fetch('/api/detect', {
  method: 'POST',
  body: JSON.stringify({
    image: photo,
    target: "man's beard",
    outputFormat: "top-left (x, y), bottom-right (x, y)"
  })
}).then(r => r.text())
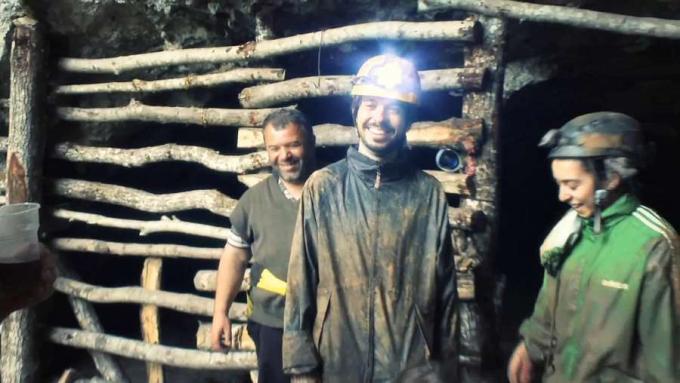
top-left (358, 129), bottom-right (407, 157)
top-left (272, 158), bottom-right (309, 184)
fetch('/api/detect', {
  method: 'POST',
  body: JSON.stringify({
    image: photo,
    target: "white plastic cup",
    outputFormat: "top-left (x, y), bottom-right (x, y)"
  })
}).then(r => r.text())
top-left (0, 202), bottom-right (41, 264)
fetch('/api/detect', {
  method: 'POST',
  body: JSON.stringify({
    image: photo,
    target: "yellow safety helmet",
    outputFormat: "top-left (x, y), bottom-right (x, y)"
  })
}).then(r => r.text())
top-left (351, 54), bottom-right (421, 105)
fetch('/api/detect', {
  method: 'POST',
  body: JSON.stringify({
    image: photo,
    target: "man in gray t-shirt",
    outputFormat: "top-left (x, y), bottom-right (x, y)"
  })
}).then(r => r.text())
top-left (211, 109), bottom-right (316, 383)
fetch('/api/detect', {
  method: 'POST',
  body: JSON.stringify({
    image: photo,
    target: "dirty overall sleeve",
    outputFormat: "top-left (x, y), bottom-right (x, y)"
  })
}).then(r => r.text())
top-left (518, 272), bottom-right (555, 365)
top-left (434, 189), bottom-right (459, 369)
top-left (637, 237), bottom-right (680, 382)
top-left (282, 185), bottom-right (321, 374)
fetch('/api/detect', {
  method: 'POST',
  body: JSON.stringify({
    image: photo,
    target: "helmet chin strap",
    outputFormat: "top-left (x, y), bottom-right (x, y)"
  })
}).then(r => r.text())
top-left (592, 159), bottom-right (609, 234)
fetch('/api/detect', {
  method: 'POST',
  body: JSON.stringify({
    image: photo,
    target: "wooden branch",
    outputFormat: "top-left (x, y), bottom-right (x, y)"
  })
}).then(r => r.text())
top-left (59, 21), bottom-right (476, 74)
top-left (54, 277), bottom-right (248, 320)
top-left (54, 68), bottom-right (285, 95)
top-left (238, 118), bottom-right (482, 148)
top-left (51, 178), bottom-right (237, 218)
top-left (2, 16), bottom-right (45, 382)
top-left (52, 142), bottom-right (269, 174)
top-left (240, 171), bottom-right (471, 196)
top-left (48, 327), bottom-right (258, 370)
top-left (57, 261), bottom-right (129, 383)
top-left (239, 68), bottom-right (485, 108)
top-left (141, 258), bottom-right (164, 383)
top-left (52, 238), bottom-right (223, 260)
top-left (418, 0), bottom-right (680, 40)
top-left (0, 136), bottom-right (6, 151)
top-left (56, 99), bottom-right (293, 127)
top-left (52, 209), bottom-right (229, 240)
top-left (194, 269), bottom-right (250, 292)
top-left (196, 322), bottom-right (255, 351)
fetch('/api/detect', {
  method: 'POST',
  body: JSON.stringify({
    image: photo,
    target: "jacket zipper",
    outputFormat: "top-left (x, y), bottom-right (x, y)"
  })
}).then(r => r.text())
top-left (374, 167), bottom-right (382, 189)
top-left (366, 167), bottom-right (381, 381)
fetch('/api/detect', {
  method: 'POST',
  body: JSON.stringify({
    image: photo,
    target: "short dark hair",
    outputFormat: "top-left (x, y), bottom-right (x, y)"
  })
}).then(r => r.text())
top-left (350, 96), bottom-right (418, 128)
top-left (262, 109), bottom-right (314, 140)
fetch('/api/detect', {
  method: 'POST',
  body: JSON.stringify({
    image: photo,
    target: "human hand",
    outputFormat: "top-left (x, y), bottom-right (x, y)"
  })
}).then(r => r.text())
top-left (210, 312), bottom-right (232, 351)
top-left (507, 342), bottom-right (534, 383)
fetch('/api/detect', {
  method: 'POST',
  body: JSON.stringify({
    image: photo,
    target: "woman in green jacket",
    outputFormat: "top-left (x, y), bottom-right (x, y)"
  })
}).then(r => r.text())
top-left (508, 112), bottom-right (680, 383)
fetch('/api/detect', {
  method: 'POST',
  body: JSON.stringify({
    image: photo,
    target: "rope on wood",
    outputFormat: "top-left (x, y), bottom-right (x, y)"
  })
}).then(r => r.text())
top-left (239, 68), bottom-right (486, 108)
top-left (54, 68), bottom-right (285, 95)
top-left (51, 178), bottom-right (237, 217)
top-left (58, 20), bottom-right (477, 74)
top-left (418, 0), bottom-right (680, 40)
top-left (56, 99), bottom-right (294, 127)
top-left (52, 142), bottom-right (269, 174)
top-left (52, 209), bottom-right (229, 240)
top-left (47, 327), bottom-right (258, 370)
top-left (52, 238), bottom-right (223, 260)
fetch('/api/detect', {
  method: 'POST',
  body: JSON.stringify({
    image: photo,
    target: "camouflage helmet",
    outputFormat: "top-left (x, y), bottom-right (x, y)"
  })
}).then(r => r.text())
top-left (351, 54), bottom-right (421, 105)
top-left (539, 112), bottom-right (643, 160)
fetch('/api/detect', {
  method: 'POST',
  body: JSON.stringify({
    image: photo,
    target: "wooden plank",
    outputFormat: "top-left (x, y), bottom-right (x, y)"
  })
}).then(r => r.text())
top-left (47, 327), bottom-right (258, 370)
top-left (237, 118), bottom-right (483, 149)
top-left (141, 258), bottom-right (164, 383)
top-left (52, 238), bottom-right (222, 260)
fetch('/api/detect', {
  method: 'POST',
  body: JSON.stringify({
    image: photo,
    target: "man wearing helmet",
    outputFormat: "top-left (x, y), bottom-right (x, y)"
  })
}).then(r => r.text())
top-left (508, 112), bottom-right (680, 383)
top-left (282, 54), bottom-right (458, 382)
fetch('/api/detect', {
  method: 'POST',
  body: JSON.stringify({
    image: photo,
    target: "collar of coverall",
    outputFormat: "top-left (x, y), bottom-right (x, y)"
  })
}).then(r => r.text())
top-left (347, 145), bottom-right (415, 184)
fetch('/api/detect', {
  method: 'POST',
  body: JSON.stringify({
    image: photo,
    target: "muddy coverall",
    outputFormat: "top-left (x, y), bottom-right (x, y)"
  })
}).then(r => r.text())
top-left (283, 147), bottom-right (458, 382)
top-left (520, 194), bottom-right (680, 382)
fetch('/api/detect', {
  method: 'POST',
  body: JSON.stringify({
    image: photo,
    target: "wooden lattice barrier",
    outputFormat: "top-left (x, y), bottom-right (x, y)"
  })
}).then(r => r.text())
top-left (2, 15), bottom-right (501, 383)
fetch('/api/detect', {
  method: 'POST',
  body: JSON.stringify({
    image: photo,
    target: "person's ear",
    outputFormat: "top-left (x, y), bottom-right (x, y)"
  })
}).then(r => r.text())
top-left (606, 173), bottom-right (622, 191)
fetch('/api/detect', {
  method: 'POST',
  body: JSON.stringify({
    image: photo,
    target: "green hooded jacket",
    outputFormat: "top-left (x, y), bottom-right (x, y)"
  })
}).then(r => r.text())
top-left (282, 147), bottom-right (459, 382)
top-left (520, 194), bottom-right (680, 382)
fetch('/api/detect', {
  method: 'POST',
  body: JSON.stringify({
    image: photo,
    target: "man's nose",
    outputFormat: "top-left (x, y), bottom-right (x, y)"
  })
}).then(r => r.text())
top-left (558, 186), bottom-right (570, 203)
top-left (370, 105), bottom-right (385, 122)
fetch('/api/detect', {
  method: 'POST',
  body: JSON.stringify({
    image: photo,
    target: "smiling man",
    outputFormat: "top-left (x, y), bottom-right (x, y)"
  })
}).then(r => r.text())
top-left (508, 112), bottom-right (680, 383)
top-left (211, 109), bottom-right (315, 383)
top-left (283, 54), bottom-right (459, 382)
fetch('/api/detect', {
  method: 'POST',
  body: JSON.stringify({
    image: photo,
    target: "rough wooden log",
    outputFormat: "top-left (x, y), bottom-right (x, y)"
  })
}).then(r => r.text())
top-left (239, 171), bottom-right (471, 196)
top-left (239, 68), bottom-right (485, 108)
top-left (52, 209), bottom-right (229, 240)
top-left (58, 21), bottom-right (476, 74)
top-left (418, 0), bottom-right (680, 40)
top-left (57, 262), bottom-right (129, 382)
top-left (193, 269), bottom-right (250, 292)
top-left (51, 178), bottom-right (237, 218)
top-left (56, 99), bottom-right (292, 127)
top-left (52, 238), bottom-right (223, 260)
top-left (238, 118), bottom-right (482, 148)
top-left (48, 327), bottom-right (258, 370)
top-left (0, 136), bottom-right (6, 151)
top-left (54, 277), bottom-right (247, 320)
top-left (141, 258), bottom-right (164, 383)
top-left (52, 142), bottom-right (269, 174)
top-left (196, 322), bottom-right (255, 351)
top-left (54, 68), bottom-right (285, 95)
top-left (2, 17), bottom-right (46, 383)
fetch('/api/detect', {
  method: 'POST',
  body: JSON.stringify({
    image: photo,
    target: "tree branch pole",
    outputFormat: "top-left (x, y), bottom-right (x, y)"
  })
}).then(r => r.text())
top-left (56, 99), bottom-right (293, 127)
top-left (2, 17), bottom-right (46, 383)
top-left (54, 68), bottom-right (285, 95)
top-left (52, 209), bottom-right (229, 240)
top-left (418, 0), bottom-right (680, 40)
top-left (194, 269), bottom-right (250, 292)
top-left (0, 136), bottom-right (7, 151)
top-left (57, 261), bottom-right (129, 382)
top-left (58, 20), bottom-right (476, 74)
top-left (52, 142), bottom-right (269, 174)
top-left (141, 258), bottom-right (164, 383)
top-left (54, 277), bottom-right (247, 320)
top-left (51, 178), bottom-right (237, 218)
top-left (238, 118), bottom-right (483, 148)
top-left (47, 327), bottom-right (258, 370)
top-left (51, 238), bottom-right (223, 260)
top-left (239, 67), bottom-right (485, 108)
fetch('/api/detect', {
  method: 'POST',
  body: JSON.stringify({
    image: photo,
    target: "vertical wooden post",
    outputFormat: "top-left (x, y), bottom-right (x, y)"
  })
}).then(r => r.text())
top-left (459, 16), bottom-right (506, 382)
top-left (141, 258), bottom-right (164, 383)
top-left (1, 16), bottom-right (46, 383)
